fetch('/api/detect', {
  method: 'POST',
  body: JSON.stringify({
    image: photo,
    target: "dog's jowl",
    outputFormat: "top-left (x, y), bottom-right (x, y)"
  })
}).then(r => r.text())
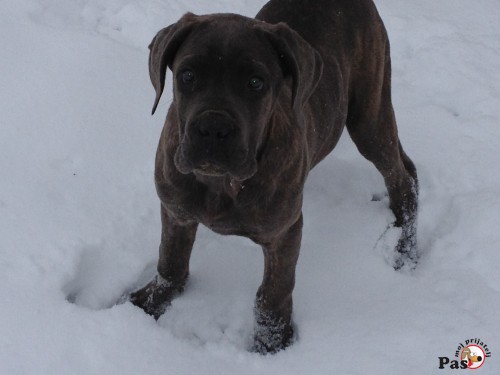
top-left (130, 0), bottom-right (418, 354)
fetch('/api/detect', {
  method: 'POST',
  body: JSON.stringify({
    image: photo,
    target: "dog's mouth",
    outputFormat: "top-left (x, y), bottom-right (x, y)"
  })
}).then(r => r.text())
top-left (174, 145), bottom-right (258, 181)
top-left (194, 162), bottom-right (228, 177)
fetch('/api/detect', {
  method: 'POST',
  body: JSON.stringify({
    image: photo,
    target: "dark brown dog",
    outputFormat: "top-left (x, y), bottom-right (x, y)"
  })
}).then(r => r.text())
top-left (130, 0), bottom-right (418, 354)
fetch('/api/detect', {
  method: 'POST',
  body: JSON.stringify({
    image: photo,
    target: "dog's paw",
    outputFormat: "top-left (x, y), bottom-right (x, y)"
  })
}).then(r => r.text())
top-left (393, 227), bottom-right (418, 271)
top-left (251, 312), bottom-right (295, 355)
top-left (375, 224), bottom-right (418, 271)
top-left (128, 275), bottom-right (183, 320)
top-left (251, 326), bottom-right (295, 355)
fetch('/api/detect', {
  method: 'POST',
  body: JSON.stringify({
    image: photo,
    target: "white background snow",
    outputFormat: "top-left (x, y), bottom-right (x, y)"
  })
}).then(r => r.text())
top-left (1, 0), bottom-right (499, 374)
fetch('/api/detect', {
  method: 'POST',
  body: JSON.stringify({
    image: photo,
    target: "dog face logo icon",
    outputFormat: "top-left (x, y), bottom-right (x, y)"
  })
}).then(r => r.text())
top-left (461, 345), bottom-right (486, 369)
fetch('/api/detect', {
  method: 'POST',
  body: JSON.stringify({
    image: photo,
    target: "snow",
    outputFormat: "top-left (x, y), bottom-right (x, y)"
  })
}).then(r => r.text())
top-left (1, 0), bottom-right (499, 374)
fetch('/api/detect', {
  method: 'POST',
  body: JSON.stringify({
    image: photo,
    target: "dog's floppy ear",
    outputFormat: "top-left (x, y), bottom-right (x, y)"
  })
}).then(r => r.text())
top-left (148, 13), bottom-right (199, 115)
top-left (258, 22), bottom-right (323, 116)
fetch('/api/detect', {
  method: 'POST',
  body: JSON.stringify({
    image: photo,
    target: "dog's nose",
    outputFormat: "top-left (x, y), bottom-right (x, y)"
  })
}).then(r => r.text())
top-left (198, 120), bottom-right (232, 139)
top-left (194, 110), bottom-right (235, 141)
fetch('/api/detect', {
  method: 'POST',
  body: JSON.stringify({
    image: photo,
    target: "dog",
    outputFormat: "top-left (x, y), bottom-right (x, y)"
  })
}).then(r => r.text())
top-left (130, 0), bottom-right (418, 354)
top-left (461, 347), bottom-right (483, 368)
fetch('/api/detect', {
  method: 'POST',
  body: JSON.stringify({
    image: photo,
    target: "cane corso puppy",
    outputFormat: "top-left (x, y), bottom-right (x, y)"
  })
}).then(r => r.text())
top-left (130, 0), bottom-right (418, 354)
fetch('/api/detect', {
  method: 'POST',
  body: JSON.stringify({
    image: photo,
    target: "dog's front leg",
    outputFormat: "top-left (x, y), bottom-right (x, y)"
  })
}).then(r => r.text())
top-left (130, 205), bottom-right (198, 319)
top-left (253, 214), bottom-right (302, 354)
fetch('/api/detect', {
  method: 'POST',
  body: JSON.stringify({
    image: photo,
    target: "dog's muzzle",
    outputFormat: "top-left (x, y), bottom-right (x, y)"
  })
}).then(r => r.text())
top-left (174, 110), bottom-right (255, 179)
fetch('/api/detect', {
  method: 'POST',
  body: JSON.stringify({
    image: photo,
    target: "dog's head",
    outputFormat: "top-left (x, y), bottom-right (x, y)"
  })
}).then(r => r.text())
top-left (149, 13), bottom-right (323, 180)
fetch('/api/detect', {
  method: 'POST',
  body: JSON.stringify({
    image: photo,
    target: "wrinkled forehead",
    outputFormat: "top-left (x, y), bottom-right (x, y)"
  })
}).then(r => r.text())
top-left (173, 16), bottom-right (280, 74)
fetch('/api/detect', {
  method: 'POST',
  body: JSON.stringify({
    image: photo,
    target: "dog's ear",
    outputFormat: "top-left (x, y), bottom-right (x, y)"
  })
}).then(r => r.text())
top-left (148, 13), bottom-right (199, 115)
top-left (258, 22), bottom-right (324, 117)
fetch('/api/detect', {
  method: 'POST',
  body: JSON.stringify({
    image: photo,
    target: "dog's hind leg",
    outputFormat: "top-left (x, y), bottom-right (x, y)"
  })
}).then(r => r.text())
top-left (346, 40), bottom-right (418, 270)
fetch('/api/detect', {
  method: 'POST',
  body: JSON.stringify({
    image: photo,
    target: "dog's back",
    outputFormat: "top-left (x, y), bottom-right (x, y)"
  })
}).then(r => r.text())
top-left (256, 0), bottom-right (386, 67)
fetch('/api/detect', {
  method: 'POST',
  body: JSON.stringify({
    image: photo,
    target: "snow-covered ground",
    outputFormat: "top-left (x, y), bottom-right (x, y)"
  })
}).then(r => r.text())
top-left (1, 0), bottom-right (499, 373)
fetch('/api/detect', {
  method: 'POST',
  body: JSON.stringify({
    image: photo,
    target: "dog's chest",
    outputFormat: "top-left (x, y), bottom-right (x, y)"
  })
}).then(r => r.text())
top-left (198, 189), bottom-right (255, 236)
top-left (164, 184), bottom-right (257, 238)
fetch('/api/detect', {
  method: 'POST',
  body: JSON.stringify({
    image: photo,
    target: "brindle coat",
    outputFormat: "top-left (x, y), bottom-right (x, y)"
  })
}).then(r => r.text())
top-left (130, 0), bottom-right (418, 354)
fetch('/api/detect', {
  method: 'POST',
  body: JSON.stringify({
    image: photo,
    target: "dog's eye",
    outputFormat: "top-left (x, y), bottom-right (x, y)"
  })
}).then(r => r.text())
top-left (248, 77), bottom-right (264, 91)
top-left (181, 70), bottom-right (195, 83)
